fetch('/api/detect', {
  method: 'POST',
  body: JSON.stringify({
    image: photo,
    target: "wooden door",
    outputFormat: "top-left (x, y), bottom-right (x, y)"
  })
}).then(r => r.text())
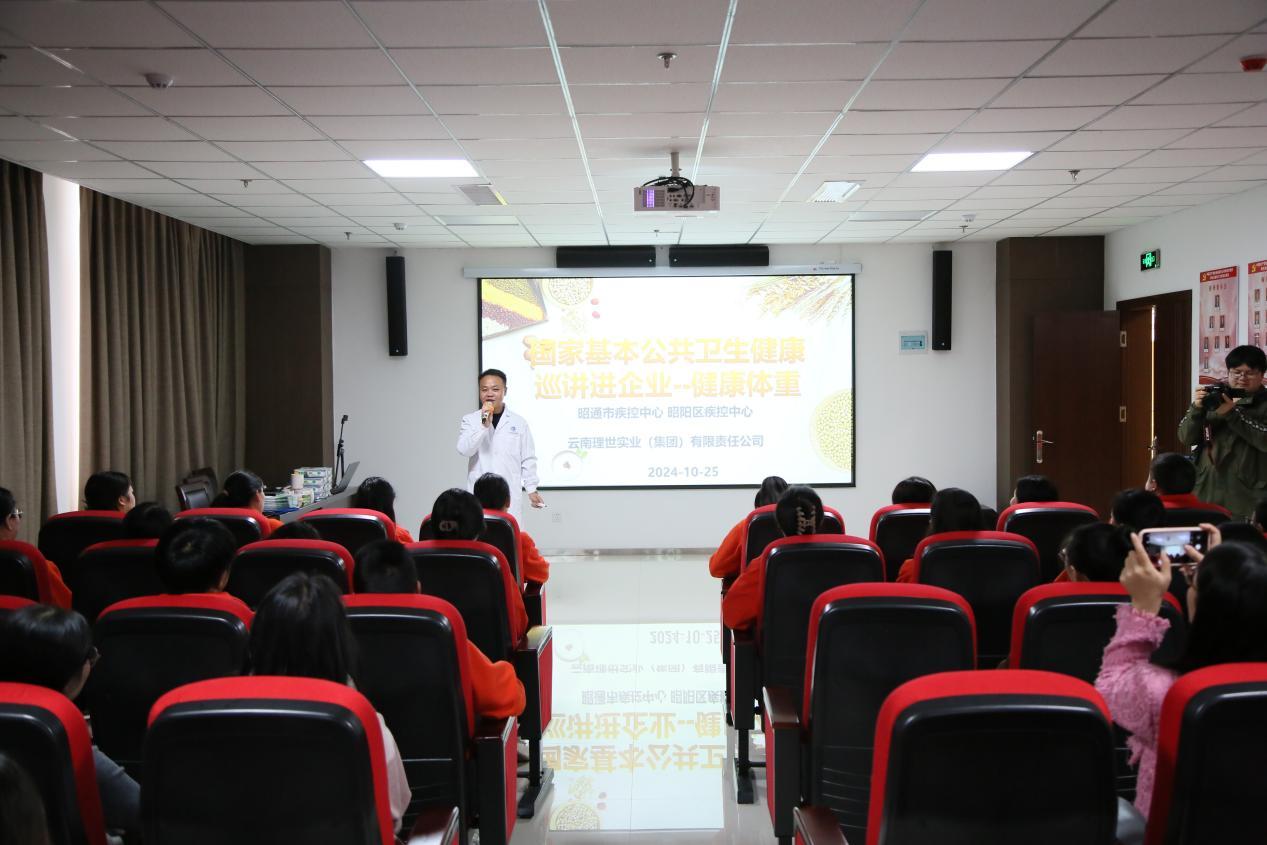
top-left (1152, 292), bottom-right (1193, 455)
top-left (1032, 312), bottom-right (1123, 515)
top-left (1120, 306), bottom-right (1154, 488)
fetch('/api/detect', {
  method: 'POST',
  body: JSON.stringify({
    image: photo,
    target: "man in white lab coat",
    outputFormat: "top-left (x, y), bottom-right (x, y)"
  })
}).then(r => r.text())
top-left (456, 368), bottom-right (545, 521)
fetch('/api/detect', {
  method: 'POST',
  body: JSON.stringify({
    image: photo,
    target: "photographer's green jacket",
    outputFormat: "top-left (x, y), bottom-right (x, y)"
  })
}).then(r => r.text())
top-left (1178, 391), bottom-right (1267, 519)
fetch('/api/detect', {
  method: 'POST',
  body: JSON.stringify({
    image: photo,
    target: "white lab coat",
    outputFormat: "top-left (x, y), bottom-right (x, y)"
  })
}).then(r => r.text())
top-left (456, 406), bottom-right (539, 521)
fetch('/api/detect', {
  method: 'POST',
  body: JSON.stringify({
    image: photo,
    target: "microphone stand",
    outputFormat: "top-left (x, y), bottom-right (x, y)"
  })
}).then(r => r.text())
top-left (335, 414), bottom-right (348, 488)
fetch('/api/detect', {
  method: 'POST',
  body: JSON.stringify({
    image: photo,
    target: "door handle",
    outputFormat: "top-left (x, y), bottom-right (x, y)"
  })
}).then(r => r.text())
top-left (1034, 429), bottom-right (1054, 464)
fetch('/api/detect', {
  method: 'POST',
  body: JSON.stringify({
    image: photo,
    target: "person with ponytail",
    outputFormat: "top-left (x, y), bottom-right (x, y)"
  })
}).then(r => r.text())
top-left (352, 476), bottom-right (415, 543)
top-left (708, 475), bottom-right (789, 580)
top-left (720, 485), bottom-right (823, 631)
top-left (212, 469), bottom-right (282, 535)
top-left (895, 487), bottom-right (983, 583)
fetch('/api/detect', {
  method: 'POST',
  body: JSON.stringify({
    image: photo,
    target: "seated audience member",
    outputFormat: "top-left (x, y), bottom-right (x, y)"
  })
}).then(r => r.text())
top-left (155, 518), bottom-right (243, 602)
top-left (250, 572), bottom-right (410, 832)
top-left (0, 605), bottom-right (139, 836)
top-left (1252, 498), bottom-right (1267, 533)
top-left (1212, 522), bottom-right (1267, 555)
top-left (1057, 522), bottom-right (1133, 583)
top-left (266, 520), bottom-right (321, 542)
top-left (212, 470), bottom-right (282, 534)
top-left (896, 487), bottom-right (984, 583)
top-left (1010, 474), bottom-right (1059, 506)
top-left (473, 472), bottom-right (550, 584)
top-left (1110, 488), bottom-right (1165, 532)
top-left (1146, 452), bottom-right (1229, 513)
top-left (122, 501), bottom-right (172, 539)
top-left (0, 752), bottom-right (50, 845)
top-left (707, 475), bottom-right (789, 580)
top-left (354, 539), bottom-right (526, 718)
top-left (430, 488), bottom-right (528, 643)
top-left (891, 475), bottom-right (936, 505)
top-left (83, 471), bottom-right (135, 513)
top-left (721, 485), bottom-right (823, 631)
top-left (0, 486), bottom-right (71, 608)
top-left (980, 505), bottom-right (999, 529)
top-left (1097, 528), bottom-right (1267, 818)
top-left (351, 477), bottom-right (414, 543)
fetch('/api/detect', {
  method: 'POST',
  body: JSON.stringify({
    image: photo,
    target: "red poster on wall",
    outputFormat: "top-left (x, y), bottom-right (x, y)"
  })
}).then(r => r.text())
top-left (1250, 261), bottom-right (1267, 352)
top-left (1199, 265), bottom-right (1240, 383)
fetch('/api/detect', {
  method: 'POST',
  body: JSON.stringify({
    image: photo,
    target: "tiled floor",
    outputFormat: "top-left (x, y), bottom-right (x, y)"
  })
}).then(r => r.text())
top-left (509, 554), bottom-right (775, 845)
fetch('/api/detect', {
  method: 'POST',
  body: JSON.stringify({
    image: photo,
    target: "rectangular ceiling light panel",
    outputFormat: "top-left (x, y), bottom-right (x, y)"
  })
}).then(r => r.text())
top-left (912, 151), bottom-right (1033, 172)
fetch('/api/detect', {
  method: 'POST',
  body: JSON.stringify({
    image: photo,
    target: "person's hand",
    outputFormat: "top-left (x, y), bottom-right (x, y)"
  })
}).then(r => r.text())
top-left (528, 491), bottom-right (546, 509)
top-left (1214, 392), bottom-right (1236, 416)
top-left (480, 401), bottom-right (495, 427)
top-left (1122, 533), bottom-right (1173, 616)
top-left (1193, 386), bottom-right (1208, 408)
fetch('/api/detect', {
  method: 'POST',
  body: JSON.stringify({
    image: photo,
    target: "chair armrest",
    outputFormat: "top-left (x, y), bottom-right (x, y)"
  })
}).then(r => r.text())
top-left (1115, 796), bottom-right (1145, 845)
top-left (513, 624), bottom-right (553, 739)
top-left (794, 805), bottom-right (849, 845)
top-left (524, 580), bottom-right (545, 628)
top-left (729, 627), bottom-right (757, 730)
top-left (473, 716), bottom-right (517, 845)
top-left (763, 685), bottom-right (802, 839)
top-left (408, 806), bottom-right (461, 845)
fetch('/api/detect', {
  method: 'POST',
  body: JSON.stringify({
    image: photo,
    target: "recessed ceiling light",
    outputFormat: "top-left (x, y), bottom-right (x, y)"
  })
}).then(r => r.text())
top-left (912, 151), bottom-right (1033, 172)
top-left (807, 180), bottom-right (863, 203)
top-left (364, 159), bottom-right (478, 178)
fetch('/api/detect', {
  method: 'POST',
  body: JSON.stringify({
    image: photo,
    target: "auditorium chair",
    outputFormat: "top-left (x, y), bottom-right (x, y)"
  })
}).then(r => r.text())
top-left (226, 539), bottom-right (353, 608)
top-left (1145, 664), bottom-right (1267, 845)
top-left (868, 504), bottom-right (931, 581)
top-left (0, 540), bottom-right (67, 604)
top-left (1010, 582), bottom-right (1187, 801)
top-left (83, 594), bottom-right (252, 779)
top-left (144, 676), bottom-right (460, 845)
top-left (174, 507), bottom-right (270, 548)
top-left (1156, 502), bottom-right (1232, 528)
top-left (420, 511), bottom-right (546, 627)
top-left (996, 501), bottom-right (1100, 581)
top-left (300, 507), bottom-right (395, 559)
top-left (408, 539), bottom-right (553, 819)
top-left (345, 594), bottom-right (519, 845)
top-left (67, 538), bottom-right (163, 621)
top-left (0, 594), bottom-right (35, 615)
top-left (37, 510), bottom-right (125, 583)
top-left (763, 584), bottom-right (976, 842)
top-left (792, 671), bottom-right (1132, 845)
top-left (0, 682), bottom-right (108, 845)
top-left (909, 530), bottom-right (1041, 665)
top-left (174, 478), bottom-right (213, 511)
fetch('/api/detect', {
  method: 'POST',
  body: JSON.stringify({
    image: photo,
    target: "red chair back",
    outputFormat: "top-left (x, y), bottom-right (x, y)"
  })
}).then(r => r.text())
top-left (407, 540), bottom-right (518, 661)
top-left (0, 540), bottom-right (57, 603)
top-left (869, 504), bottom-right (931, 581)
top-left (69, 539), bottom-right (162, 621)
top-left (996, 501), bottom-right (1099, 581)
top-left (37, 511), bottom-right (125, 582)
top-left (300, 508), bottom-right (394, 559)
top-left (175, 508), bottom-right (270, 548)
top-left (228, 539), bottom-right (353, 608)
top-left (740, 504), bottom-right (845, 572)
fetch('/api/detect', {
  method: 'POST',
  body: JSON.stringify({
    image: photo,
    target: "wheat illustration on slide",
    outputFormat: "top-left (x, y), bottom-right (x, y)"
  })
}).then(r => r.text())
top-left (747, 275), bottom-right (853, 323)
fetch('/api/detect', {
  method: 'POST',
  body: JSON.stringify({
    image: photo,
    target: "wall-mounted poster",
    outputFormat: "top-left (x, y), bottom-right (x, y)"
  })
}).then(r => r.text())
top-left (1199, 265), bottom-right (1240, 383)
top-left (1250, 261), bottom-right (1267, 351)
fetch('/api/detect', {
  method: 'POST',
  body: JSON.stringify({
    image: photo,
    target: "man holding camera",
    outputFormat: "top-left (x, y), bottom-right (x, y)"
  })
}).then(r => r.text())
top-left (1179, 344), bottom-right (1267, 519)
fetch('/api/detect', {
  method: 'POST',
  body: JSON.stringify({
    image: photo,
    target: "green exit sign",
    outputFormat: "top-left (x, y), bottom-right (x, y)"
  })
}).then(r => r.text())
top-left (1140, 249), bottom-right (1161, 271)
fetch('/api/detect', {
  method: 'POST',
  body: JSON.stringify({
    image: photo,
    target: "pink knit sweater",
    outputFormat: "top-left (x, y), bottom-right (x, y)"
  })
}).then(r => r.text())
top-left (1094, 604), bottom-right (1176, 818)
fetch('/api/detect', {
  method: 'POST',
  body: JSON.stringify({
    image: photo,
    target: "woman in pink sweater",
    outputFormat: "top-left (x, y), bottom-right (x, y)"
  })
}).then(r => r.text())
top-left (1095, 524), bottom-right (1267, 818)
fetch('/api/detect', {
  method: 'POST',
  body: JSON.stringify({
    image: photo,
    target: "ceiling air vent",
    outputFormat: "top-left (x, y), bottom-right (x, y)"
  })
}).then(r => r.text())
top-left (456, 184), bottom-right (507, 206)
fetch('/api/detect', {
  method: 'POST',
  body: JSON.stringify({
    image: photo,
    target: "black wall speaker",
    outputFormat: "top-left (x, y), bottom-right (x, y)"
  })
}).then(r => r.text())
top-left (668, 244), bottom-right (769, 267)
top-left (386, 255), bottom-right (408, 357)
top-left (557, 245), bottom-right (655, 268)
top-left (932, 249), bottom-right (952, 351)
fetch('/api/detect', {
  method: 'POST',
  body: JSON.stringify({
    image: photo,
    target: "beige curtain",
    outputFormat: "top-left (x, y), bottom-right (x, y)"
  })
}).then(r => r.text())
top-left (80, 189), bottom-right (245, 510)
top-left (0, 161), bottom-right (56, 540)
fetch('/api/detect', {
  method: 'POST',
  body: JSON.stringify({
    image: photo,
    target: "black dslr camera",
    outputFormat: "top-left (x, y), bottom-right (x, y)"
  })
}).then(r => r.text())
top-left (1201, 384), bottom-right (1237, 410)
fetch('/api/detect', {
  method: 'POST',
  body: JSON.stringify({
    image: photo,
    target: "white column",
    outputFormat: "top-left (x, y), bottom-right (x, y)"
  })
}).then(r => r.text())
top-left (42, 175), bottom-right (80, 514)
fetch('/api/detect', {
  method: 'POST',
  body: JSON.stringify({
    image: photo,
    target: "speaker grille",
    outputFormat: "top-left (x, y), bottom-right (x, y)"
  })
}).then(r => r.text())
top-left (386, 256), bottom-right (408, 357)
top-left (932, 250), bottom-right (952, 351)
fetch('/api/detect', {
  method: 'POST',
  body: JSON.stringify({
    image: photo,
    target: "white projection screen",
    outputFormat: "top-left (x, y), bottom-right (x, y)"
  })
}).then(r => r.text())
top-left (478, 273), bottom-right (855, 489)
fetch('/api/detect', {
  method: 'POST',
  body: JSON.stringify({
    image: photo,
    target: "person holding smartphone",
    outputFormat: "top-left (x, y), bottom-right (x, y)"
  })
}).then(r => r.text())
top-left (1179, 345), bottom-right (1267, 520)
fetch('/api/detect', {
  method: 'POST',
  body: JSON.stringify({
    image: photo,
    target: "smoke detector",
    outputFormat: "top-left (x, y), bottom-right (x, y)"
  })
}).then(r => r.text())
top-left (144, 72), bottom-right (174, 89)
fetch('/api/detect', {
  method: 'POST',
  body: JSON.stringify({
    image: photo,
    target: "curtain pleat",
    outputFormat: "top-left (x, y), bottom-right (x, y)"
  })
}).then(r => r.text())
top-left (79, 189), bottom-right (244, 510)
top-left (0, 160), bottom-right (56, 540)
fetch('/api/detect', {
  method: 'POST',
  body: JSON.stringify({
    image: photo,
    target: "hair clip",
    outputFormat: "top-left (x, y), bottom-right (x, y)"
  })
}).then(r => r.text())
top-left (438, 519), bottom-right (458, 532)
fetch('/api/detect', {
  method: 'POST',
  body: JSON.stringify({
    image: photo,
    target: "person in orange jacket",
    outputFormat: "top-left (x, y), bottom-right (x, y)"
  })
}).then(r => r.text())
top-left (0, 486), bottom-right (72, 608)
top-left (708, 476), bottom-right (788, 581)
top-left (351, 476), bottom-right (416, 543)
top-left (355, 538), bottom-right (526, 719)
top-left (213, 470), bottom-right (283, 535)
top-left (896, 488), bottom-right (984, 583)
top-left (473, 472), bottom-right (550, 584)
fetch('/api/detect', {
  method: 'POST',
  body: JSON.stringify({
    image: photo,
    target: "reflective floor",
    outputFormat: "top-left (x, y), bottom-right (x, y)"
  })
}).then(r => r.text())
top-left (510, 554), bottom-right (774, 845)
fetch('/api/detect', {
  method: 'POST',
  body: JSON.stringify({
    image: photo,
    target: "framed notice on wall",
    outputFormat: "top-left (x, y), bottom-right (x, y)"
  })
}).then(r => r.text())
top-left (1199, 265), bottom-right (1240, 383)
top-left (1250, 261), bottom-right (1267, 351)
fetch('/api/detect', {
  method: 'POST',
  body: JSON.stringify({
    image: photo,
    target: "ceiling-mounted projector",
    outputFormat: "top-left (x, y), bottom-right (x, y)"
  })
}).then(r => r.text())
top-left (634, 150), bottom-right (720, 213)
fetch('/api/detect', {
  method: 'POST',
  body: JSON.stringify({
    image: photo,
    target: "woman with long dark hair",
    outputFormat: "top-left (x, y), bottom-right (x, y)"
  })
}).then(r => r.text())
top-left (708, 475), bottom-right (789, 580)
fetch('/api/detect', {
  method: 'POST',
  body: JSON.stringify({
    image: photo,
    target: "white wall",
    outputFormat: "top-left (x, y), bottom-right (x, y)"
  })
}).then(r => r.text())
top-left (42, 176), bottom-right (79, 514)
top-left (1106, 183), bottom-right (1267, 382)
top-left (332, 241), bottom-right (998, 550)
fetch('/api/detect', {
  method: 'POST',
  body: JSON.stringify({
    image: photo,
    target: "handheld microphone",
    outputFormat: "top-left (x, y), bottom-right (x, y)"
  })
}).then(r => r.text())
top-left (481, 409), bottom-right (490, 423)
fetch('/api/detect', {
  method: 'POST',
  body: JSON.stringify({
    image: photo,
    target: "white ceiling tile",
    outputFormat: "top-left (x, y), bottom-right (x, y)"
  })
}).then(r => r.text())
top-left (1021, 150), bottom-right (1147, 169)
top-left (706, 112), bottom-right (839, 137)
top-left (179, 178), bottom-right (283, 194)
top-left (0, 117), bottom-right (68, 140)
top-left (0, 86), bottom-right (150, 117)
top-left (94, 140), bottom-right (233, 161)
top-left (1187, 32), bottom-right (1267, 73)
top-left (991, 168), bottom-right (1108, 185)
top-left (0, 139), bottom-right (118, 161)
top-left (165, 205), bottom-right (261, 217)
top-left (1205, 165), bottom-right (1267, 181)
top-left (1120, 194), bottom-right (1206, 206)
top-left (464, 138), bottom-right (580, 159)
top-left (873, 185), bottom-right (978, 201)
top-left (421, 85), bottom-right (566, 116)
top-left (1048, 128), bottom-right (1191, 151)
top-left (888, 171), bottom-right (1002, 188)
top-left (481, 159), bottom-right (585, 178)
top-left (1034, 196), bottom-right (1114, 209)
top-left (852, 78), bottom-right (1010, 111)
top-left (577, 113), bottom-right (703, 139)
top-left (217, 195), bottom-right (319, 208)
top-left (1090, 103), bottom-right (1252, 130)
top-left (1063, 182), bottom-right (1175, 198)
top-left (305, 192), bottom-right (407, 205)
top-left (393, 47), bottom-right (557, 86)
top-left (0, 2), bottom-right (200, 47)
top-left (51, 48), bottom-right (252, 86)
top-left (351, 1), bottom-right (548, 48)
top-left (338, 139), bottom-right (466, 159)
top-left (836, 110), bottom-right (975, 134)
top-left (993, 75), bottom-right (1164, 107)
top-left (142, 160), bottom-right (261, 179)
top-left (563, 43), bottom-right (716, 84)
top-left (810, 154), bottom-right (920, 174)
top-left (1169, 128), bottom-right (1267, 148)
top-left (0, 48), bottom-right (93, 85)
top-left (1128, 147), bottom-right (1260, 167)
top-left (268, 86), bottom-right (422, 116)
top-left (217, 140), bottom-right (352, 161)
top-left (960, 107), bottom-right (1111, 132)
top-left (251, 161), bottom-right (378, 180)
top-left (1080, 0), bottom-right (1267, 37)
top-left (39, 116), bottom-right (196, 141)
top-left (76, 178), bottom-right (194, 193)
top-left (714, 82), bottom-right (861, 113)
top-left (407, 194), bottom-right (489, 207)
top-left (905, 0), bottom-right (1107, 40)
top-left (307, 115), bottom-right (448, 141)
top-left (1033, 36), bottom-right (1228, 76)
top-left (935, 196), bottom-right (1036, 210)
top-left (879, 40), bottom-right (1060, 79)
top-left (819, 134), bottom-right (942, 155)
top-left (935, 131), bottom-right (1068, 152)
top-left (220, 49), bottom-right (401, 86)
top-left (1157, 180), bottom-right (1266, 195)
top-left (27, 160), bottom-right (156, 179)
top-left (703, 136), bottom-right (823, 157)
top-left (1133, 73), bottom-right (1267, 105)
top-left (280, 179), bottom-right (392, 195)
top-left (732, 0), bottom-right (923, 43)
top-left (442, 115), bottom-right (575, 140)
top-left (173, 116), bottom-right (324, 141)
top-left (499, 190), bottom-right (595, 204)
top-left (1092, 165), bottom-right (1211, 182)
top-left (570, 84), bottom-right (712, 114)
top-left (549, 0), bottom-right (728, 46)
top-left (161, 2), bottom-right (373, 48)
top-left (952, 185), bottom-right (1062, 200)
top-left (125, 86), bottom-right (289, 116)
top-left (1238, 150), bottom-right (1267, 165)
top-left (723, 44), bottom-right (885, 83)
top-left (1218, 104), bottom-right (1267, 127)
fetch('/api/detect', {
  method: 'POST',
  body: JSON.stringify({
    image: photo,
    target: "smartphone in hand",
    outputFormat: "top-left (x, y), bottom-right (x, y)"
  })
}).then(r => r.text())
top-left (1139, 526), bottom-right (1208, 565)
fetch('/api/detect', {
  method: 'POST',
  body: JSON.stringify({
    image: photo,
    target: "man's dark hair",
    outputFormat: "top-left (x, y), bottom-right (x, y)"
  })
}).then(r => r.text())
top-left (479, 368), bottom-right (508, 386)
top-left (268, 521), bottom-right (321, 541)
top-left (928, 488), bottom-right (982, 534)
top-left (1150, 452), bottom-right (1196, 495)
top-left (891, 476), bottom-right (935, 505)
top-left (352, 476), bottom-right (398, 524)
top-left (249, 572), bottom-right (357, 685)
top-left (123, 501), bottom-right (172, 539)
top-left (1014, 474), bottom-right (1058, 503)
top-left (1061, 522), bottom-right (1132, 582)
top-left (155, 518), bottom-right (236, 593)
top-left (354, 540), bottom-right (419, 594)
top-left (83, 470), bottom-right (131, 511)
top-left (1226, 344), bottom-right (1267, 373)
top-left (1215, 523), bottom-right (1267, 556)
top-left (0, 488), bottom-right (15, 521)
top-left (1111, 488), bottom-right (1164, 531)
top-left (473, 473), bottom-right (512, 511)
top-left (0, 604), bottom-right (92, 692)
